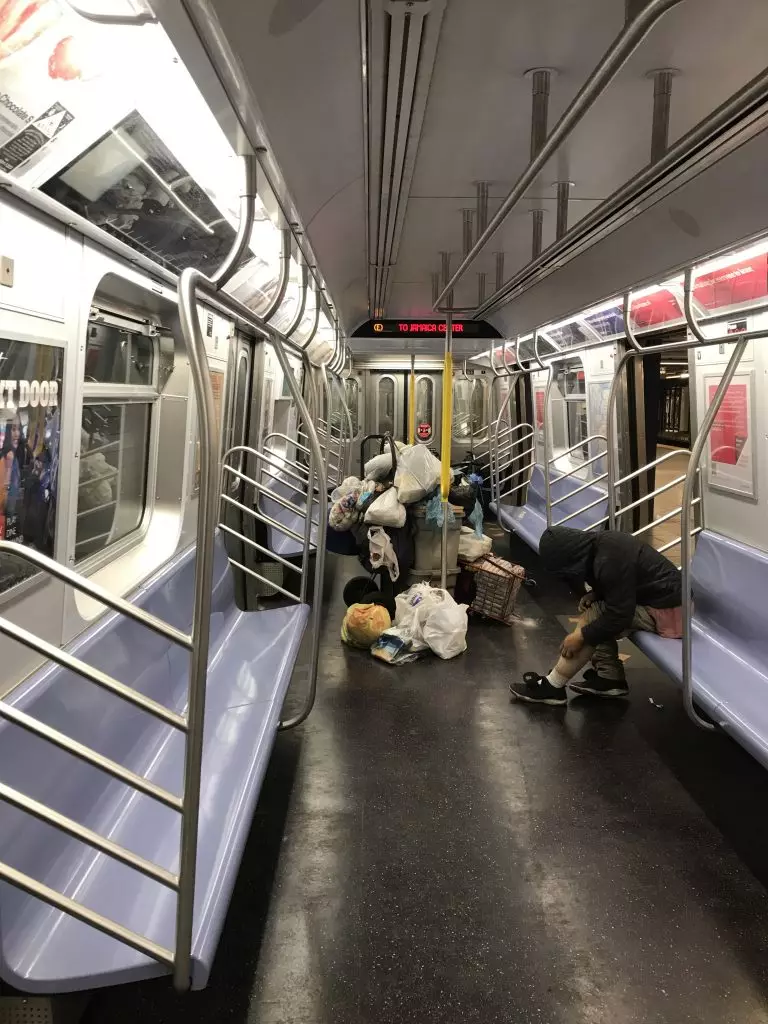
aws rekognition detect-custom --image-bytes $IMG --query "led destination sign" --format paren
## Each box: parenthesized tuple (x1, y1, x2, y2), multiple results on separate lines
(352, 319, 502, 339)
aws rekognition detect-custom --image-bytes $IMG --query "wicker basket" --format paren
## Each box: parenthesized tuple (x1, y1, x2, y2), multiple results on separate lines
(462, 554, 525, 624)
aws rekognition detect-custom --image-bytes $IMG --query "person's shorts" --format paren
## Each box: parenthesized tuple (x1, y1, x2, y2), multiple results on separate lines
(581, 601, 683, 640)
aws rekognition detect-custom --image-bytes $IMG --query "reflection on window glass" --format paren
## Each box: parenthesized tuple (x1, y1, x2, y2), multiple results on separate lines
(377, 377, 395, 436)
(345, 378, 359, 436)
(76, 403, 149, 560)
(567, 401, 589, 462)
(453, 378, 482, 439)
(42, 111, 245, 274)
(85, 324, 154, 385)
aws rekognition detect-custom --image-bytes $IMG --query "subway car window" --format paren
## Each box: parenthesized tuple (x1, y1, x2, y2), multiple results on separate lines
(377, 376, 395, 436)
(344, 378, 359, 437)
(558, 357, 588, 460)
(416, 377, 434, 441)
(84, 325, 154, 386)
(76, 404, 150, 561)
(452, 378, 484, 439)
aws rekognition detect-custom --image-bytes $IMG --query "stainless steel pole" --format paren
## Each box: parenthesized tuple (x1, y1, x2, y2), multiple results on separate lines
(555, 180, 571, 240)
(209, 154, 257, 289)
(680, 339, 747, 731)
(531, 209, 544, 260)
(174, 267, 220, 991)
(649, 68, 676, 164)
(433, 0, 686, 310)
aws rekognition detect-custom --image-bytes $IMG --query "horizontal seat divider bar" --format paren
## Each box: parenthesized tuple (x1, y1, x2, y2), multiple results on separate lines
(495, 438, 535, 458)
(550, 473, 608, 507)
(632, 497, 701, 537)
(218, 523, 302, 575)
(551, 450, 607, 481)
(221, 493, 307, 546)
(264, 432, 311, 455)
(0, 701, 182, 809)
(657, 528, 701, 555)
(224, 465, 309, 519)
(0, 862, 175, 967)
(549, 435, 607, 462)
(262, 448, 312, 480)
(0, 542, 192, 650)
(228, 559, 302, 603)
(256, 466, 312, 500)
(614, 450, 695, 487)
(82, 440, 120, 457)
(226, 446, 313, 495)
(552, 493, 607, 526)
(0, 617, 187, 730)
(0, 781, 179, 889)
(615, 473, 690, 517)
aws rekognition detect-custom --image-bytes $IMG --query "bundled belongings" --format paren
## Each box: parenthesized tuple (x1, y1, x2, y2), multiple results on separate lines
(341, 602, 392, 649)
(394, 445, 442, 504)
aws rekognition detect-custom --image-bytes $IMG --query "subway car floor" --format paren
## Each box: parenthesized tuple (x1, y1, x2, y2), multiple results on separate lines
(77, 532, 768, 1023)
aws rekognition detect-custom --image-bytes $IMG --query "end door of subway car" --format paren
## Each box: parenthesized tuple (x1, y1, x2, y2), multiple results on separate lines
(364, 370, 442, 451)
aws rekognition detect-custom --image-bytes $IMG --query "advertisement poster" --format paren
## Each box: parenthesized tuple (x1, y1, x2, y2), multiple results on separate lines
(0, 1, 108, 173)
(0, 338, 63, 591)
(705, 371, 755, 500)
(535, 389, 545, 429)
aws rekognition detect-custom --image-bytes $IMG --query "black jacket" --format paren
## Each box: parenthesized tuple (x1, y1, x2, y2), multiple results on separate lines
(539, 527, 682, 647)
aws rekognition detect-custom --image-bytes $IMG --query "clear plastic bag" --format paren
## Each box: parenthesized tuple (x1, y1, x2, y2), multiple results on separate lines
(367, 526, 400, 581)
(394, 445, 442, 504)
(364, 487, 406, 528)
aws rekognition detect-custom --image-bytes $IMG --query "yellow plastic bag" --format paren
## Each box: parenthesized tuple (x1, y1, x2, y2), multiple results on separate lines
(341, 603, 392, 649)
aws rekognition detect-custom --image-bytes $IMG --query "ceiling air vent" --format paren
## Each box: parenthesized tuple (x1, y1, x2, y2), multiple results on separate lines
(365, 0, 446, 314)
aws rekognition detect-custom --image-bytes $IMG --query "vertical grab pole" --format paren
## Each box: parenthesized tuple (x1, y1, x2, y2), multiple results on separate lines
(270, 336, 328, 731)
(440, 312, 454, 589)
(175, 268, 220, 991)
(679, 338, 746, 732)
(408, 354, 416, 444)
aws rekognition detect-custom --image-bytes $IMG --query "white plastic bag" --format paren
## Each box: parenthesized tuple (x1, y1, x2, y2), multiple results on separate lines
(458, 527, 493, 562)
(422, 594, 469, 660)
(364, 451, 396, 481)
(331, 476, 363, 502)
(394, 445, 442, 504)
(394, 582, 441, 648)
(368, 526, 400, 581)
(364, 487, 406, 527)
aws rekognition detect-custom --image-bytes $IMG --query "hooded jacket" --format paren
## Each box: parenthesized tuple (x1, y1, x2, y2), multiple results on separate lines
(538, 526, 682, 647)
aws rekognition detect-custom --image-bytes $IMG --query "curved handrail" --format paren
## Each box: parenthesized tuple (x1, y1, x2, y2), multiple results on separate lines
(262, 228, 292, 322)
(209, 155, 257, 289)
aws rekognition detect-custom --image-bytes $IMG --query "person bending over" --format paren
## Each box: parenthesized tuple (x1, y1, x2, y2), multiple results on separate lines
(510, 525, 683, 706)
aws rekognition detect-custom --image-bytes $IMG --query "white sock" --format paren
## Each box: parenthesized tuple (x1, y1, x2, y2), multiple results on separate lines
(546, 668, 569, 688)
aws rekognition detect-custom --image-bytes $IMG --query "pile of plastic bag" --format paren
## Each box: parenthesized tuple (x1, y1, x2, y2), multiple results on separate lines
(370, 582, 469, 663)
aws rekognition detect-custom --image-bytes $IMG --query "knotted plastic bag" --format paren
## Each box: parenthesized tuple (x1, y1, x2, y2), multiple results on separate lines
(341, 603, 391, 649)
(367, 525, 400, 581)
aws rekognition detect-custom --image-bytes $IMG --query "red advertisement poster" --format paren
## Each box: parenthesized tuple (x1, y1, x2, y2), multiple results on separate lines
(694, 253, 768, 313)
(535, 390, 545, 429)
(708, 382, 747, 466)
(630, 289, 682, 329)
(706, 375, 754, 499)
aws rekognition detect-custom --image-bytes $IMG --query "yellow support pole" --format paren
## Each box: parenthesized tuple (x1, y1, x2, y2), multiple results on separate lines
(440, 313, 453, 589)
(408, 354, 416, 444)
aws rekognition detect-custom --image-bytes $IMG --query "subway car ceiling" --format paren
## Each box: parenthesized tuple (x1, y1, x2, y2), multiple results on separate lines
(171, 0, 768, 341)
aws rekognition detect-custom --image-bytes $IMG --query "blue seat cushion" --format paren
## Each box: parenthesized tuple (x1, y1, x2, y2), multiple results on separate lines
(631, 531, 768, 771)
(0, 535, 309, 992)
(259, 474, 318, 558)
(494, 465, 607, 553)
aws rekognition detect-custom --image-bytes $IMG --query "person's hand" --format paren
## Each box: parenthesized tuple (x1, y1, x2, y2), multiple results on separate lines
(560, 629, 584, 659)
(578, 592, 595, 613)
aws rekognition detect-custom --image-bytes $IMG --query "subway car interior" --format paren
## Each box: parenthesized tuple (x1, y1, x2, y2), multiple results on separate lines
(2, 0, 768, 1021)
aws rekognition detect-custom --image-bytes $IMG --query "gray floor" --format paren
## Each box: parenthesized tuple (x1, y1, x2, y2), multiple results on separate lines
(82, 535, 768, 1023)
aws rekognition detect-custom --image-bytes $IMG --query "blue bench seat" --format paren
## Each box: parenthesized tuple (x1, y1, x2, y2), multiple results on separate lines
(0, 535, 308, 992)
(632, 530, 768, 770)
(259, 474, 319, 558)
(494, 464, 608, 551)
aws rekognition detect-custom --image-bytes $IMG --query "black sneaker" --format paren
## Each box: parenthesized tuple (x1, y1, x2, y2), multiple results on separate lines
(569, 669, 629, 698)
(510, 672, 568, 706)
